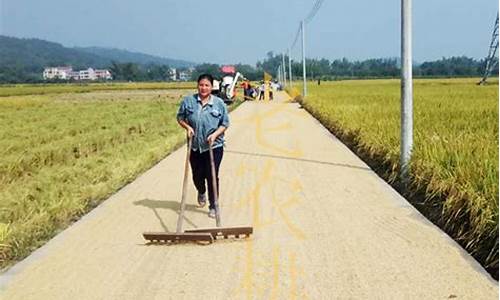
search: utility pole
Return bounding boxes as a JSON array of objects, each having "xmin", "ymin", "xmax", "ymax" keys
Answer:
[
  {"xmin": 282, "ymin": 52, "xmax": 287, "ymax": 87},
  {"xmin": 288, "ymin": 48, "xmax": 293, "ymax": 88},
  {"xmin": 400, "ymin": 0, "xmax": 413, "ymax": 186},
  {"xmin": 280, "ymin": 64, "xmax": 284, "ymax": 86},
  {"xmin": 301, "ymin": 20, "xmax": 307, "ymax": 97}
]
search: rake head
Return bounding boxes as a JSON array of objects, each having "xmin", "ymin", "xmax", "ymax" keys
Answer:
[
  {"xmin": 142, "ymin": 232, "xmax": 214, "ymax": 244},
  {"xmin": 185, "ymin": 226, "xmax": 253, "ymax": 240},
  {"xmin": 142, "ymin": 226, "xmax": 253, "ymax": 244}
]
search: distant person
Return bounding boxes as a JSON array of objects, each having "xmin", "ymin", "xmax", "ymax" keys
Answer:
[
  {"xmin": 249, "ymin": 85, "xmax": 257, "ymax": 99},
  {"xmin": 248, "ymin": 83, "xmax": 257, "ymax": 99},
  {"xmin": 259, "ymin": 82, "xmax": 265, "ymax": 100},
  {"xmin": 241, "ymin": 80, "xmax": 252, "ymax": 100},
  {"xmin": 177, "ymin": 73, "xmax": 229, "ymax": 218},
  {"xmin": 318, "ymin": 78, "xmax": 321, "ymax": 85}
]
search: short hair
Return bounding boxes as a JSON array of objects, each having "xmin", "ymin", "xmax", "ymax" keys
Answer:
[{"xmin": 197, "ymin": 73, "xmax": 214, "ymax": 85}]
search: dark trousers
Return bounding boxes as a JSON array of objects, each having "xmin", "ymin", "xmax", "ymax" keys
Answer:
[{"xmin": 189, "ymin": 147, "xmax": 223, "ymax": 210}]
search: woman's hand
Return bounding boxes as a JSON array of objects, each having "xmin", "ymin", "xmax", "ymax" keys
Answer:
[
  {"xmin": 207, "ymin": 133, "xmax": 216, "ymax": 145},
  {"xmin": 186, "ymin": 126, "xmax": 195, "ymax": 138},
  {"xmin": 207, "ymin": 126, "xmax": 226, "ymax": 145}
]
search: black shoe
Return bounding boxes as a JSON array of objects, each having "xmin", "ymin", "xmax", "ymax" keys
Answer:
[{"xmin": 197, "ymin": 193, "xmax": 207, "ymax": 208}]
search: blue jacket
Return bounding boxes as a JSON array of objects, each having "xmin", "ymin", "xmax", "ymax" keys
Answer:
[{"xmin": 177, "ymin": 94, "xmax": 229, "ymax": 153}]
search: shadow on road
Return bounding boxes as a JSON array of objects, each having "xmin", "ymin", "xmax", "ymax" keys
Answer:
[
  {"xmin": 134, "ymin": 199, "xmax": 207, "ymax": 231},
  {"xmin": 226, "ymin": 149, "xmax": 371, "ymax": 171}
]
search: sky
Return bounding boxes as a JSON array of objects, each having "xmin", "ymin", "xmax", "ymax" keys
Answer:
[{"xmin": 0, "ymin": 0, "xmax": 498, "ymax": 65}]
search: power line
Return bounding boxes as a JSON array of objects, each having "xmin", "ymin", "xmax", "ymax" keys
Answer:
[
  {"xmin": 305, "ymin": 0, "xmax": 325, "ymax": 24},
  {"xmin": 291, "ymin": 24, "xmax": 302, "ymax": 49},
  {"xmin": 291, "ymin": 0, "xmax": 325, "ymax": 50},
  {"xmin": 282, "ymin": 0, "xmax": 326, "ymax": 93}
]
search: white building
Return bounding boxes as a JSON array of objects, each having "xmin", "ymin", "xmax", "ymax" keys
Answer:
[
  {"xmin": 178, "ymin": 70, "xmax": 191, "ymax": 81},
  {"xmin": 79, "ymin": 68, "xmax": 96, "ymax": 80},
  {"xmin": 43, "ymin": 66, "xmax": 112, "ymax": 81},
  {"xmin": 169, "ymin": 68, "xmax": 177, "ymax": 81},
  {"xmin": 68, "ymin": 71, "xmax": 80, "ymax": 80},
  {"xmin": 95, "ymin": 69, "xmax": 112, "ymax": 80},
  {"xmin": 43, "ymin": 66, "xmax": 72, "ymax": 79}
]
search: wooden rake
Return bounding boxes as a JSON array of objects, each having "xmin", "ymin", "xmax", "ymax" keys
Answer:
[{"xmin": 143, "ymin": 135, "xmax": 253, "ymax": 244}]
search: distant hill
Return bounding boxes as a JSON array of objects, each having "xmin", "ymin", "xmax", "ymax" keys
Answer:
[
  {"xmin": 0, "ymin": 36, "xmax": 109, "ymax": 72},
  {"xmin": 0, "ymin": 35, "xmax": 196, "ymax": 83},
  {"xmin": 75, "ymin": 47, "xmax": 195, "ymax": 68}
]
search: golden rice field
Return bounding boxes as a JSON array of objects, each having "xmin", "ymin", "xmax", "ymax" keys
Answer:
[
  {"xmin": 0, "ymin": 86, "xmax": 200, "ymax": 268},
  {"xmin": 295, "ymin": 78, "xmax": 498, "ymax": 274},
  {"xmin": 0, "ymin": 81, "xmax": 197, "ymax": 97}
]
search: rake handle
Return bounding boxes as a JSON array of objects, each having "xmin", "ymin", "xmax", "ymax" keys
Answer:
[
  {"xmin": 208, "ymin": 143, "xmax": 222, "ymax": 227},
  {"xmin": 176, "ymin": 135, "xmax": 192, "ymax": 233}
]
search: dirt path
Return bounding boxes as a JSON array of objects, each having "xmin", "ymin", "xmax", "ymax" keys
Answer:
[{"xmin": 0, "ymin": 92, "xmax": 497, "ymax": 299}]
